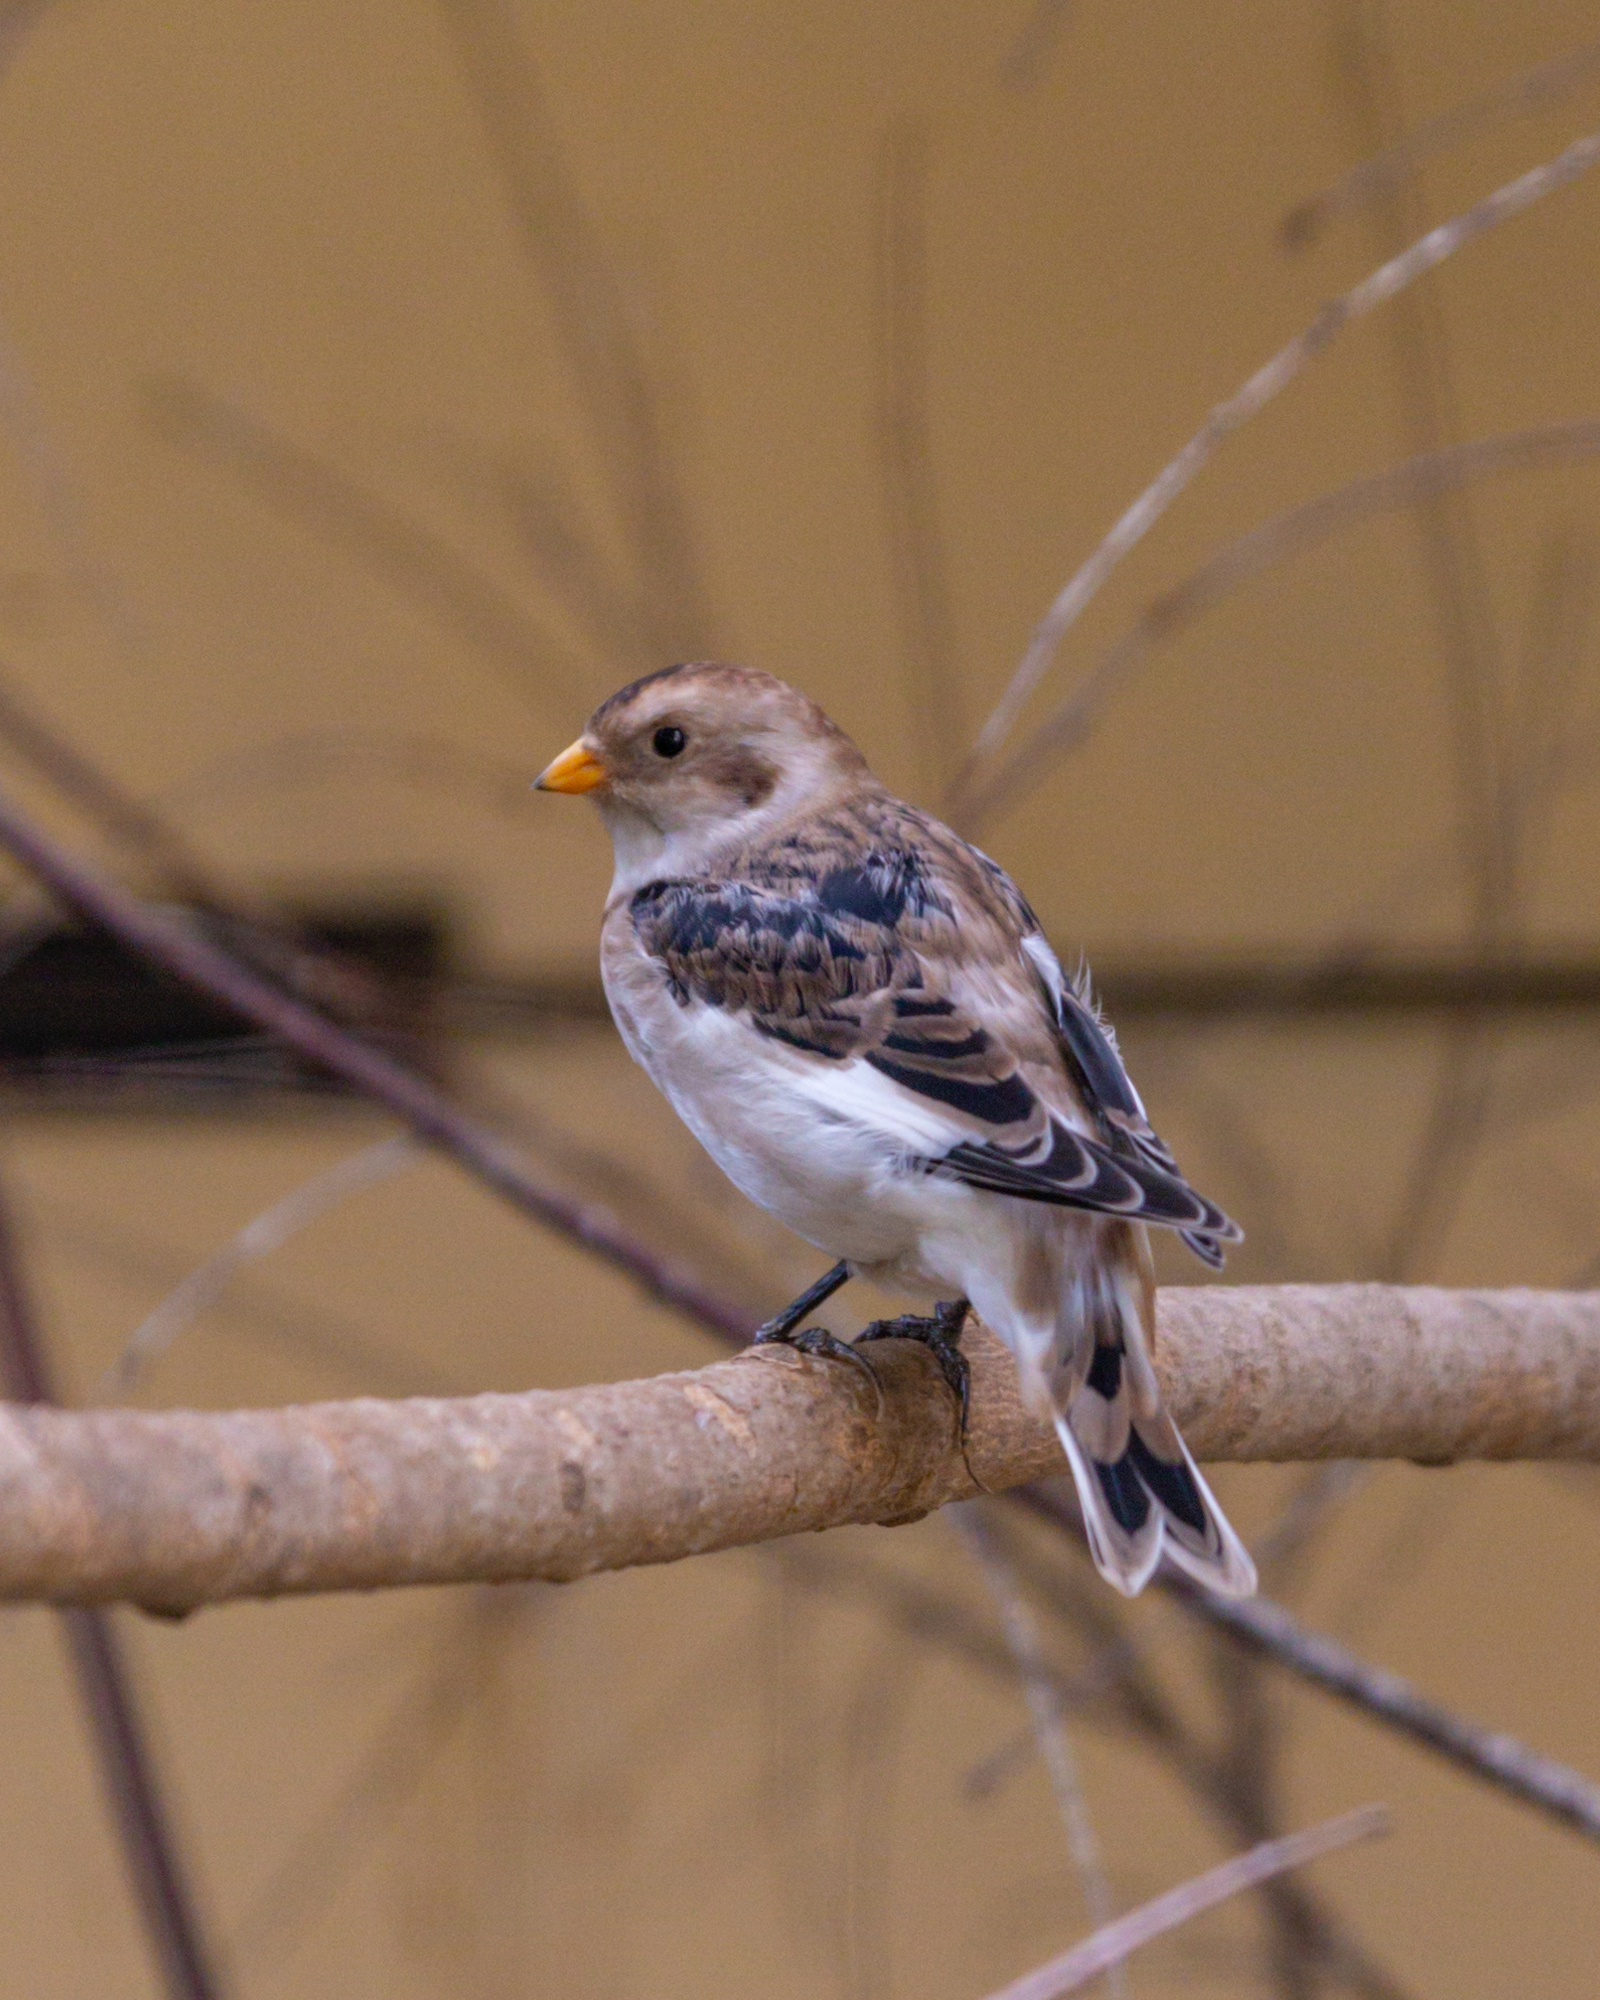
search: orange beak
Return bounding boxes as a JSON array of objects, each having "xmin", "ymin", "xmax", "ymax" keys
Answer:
[{"xmin": 534, "ymin": 738, "xmax": 608, "ymax": 795}]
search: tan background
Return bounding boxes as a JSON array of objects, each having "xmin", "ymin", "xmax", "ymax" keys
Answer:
[{"xmin": 0, "ymin": 1, "xmax": 1597, "ymax": 1994}]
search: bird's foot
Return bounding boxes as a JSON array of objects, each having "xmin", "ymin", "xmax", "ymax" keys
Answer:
[
  {"xmin": 855, "ymin": 1298, "xmax": 971, "ymax": 1439},
  {"xmin": 750, "ymin": 1317, "xmax": 884, "ymax": 1407}
]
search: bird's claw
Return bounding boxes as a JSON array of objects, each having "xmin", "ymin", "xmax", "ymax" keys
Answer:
[
  {"xmin": 751, "ymin": 1320, "xmax": 885, "ymax": 1412},
  {"xmin": 855, "ymin": 1298, "xmax": 971, "ymax": 1439}
]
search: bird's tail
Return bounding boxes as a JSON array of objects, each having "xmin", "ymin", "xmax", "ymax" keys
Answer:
[{"xmin": 1039, "ymin": 1222, "xmax": 1256, "ymax": 1598}]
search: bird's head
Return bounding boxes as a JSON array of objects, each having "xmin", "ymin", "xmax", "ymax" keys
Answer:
[{"xmin": 536, "ymin": 663, "xmax": 870, "ymax": 889}]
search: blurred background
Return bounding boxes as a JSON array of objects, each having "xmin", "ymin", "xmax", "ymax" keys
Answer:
[{"xmin": 0, "ymin": 0, "xmax": 1597, "ymax": 1993}]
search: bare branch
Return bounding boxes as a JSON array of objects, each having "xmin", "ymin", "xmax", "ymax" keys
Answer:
[
  {"xmin": 1, "ymin": 1287, "xmax": 1598, "ymax": 1613},
  {"xmin": 1164, "ymin": 1570, "xmax": 1600, "ymax": 1843},
  {"xmin": 980, "ymin": 1806, "xmax": 1388, "ymax": 2000},
  {"xmin": 959, "ymin": 127, "xmax": 1600, "ymax": 798},
  {"xmin": 0, "ymin": 1180, "xmax": 227, "ymax": 2000},
  {"xmin": 1283, "ymin": 37, "xmax": 1600, "ymax": 247},
  {"xmin": 960, "ymin": 420, "xmax": 1600, "ymax": 828}
]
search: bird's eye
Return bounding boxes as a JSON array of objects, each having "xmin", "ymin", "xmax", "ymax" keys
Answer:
[{"xmin": 652, "ymin": 725, "xmax": 687, "ymax": 759}]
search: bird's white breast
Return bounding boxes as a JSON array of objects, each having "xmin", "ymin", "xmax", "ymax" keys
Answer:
[{"xmin": 600, "ymin": 915, "xmax": 938, "ymax": 1269}]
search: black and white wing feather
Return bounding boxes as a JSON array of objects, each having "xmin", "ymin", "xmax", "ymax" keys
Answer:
[
  {"xmin": 1020, "ymin": 936, "xmax": 1237, "ymax": 1266},
  {"xmin": 628, "ymin": 831, "xmax": 1239, "ymax": 1254}
]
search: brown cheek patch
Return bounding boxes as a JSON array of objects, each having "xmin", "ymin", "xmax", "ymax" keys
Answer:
[{"xmin": 703, "ymin": 746, "xmax": 778, "ymax": 809}]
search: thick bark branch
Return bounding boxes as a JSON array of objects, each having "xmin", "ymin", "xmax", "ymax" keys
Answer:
[{"xmin": 1, "ymin": 1284, "xmax": 1595, "ymax": 1611}]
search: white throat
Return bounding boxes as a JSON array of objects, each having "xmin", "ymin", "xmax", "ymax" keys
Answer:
[{"xmin": 599, "ymin": 799, "xmax": 683, "ymax": 902}]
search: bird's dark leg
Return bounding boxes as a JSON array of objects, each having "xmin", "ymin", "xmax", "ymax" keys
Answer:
[
  {"xmin": 749, "ymin": 1260, "xmax": 880, "ymax": 1395},
  {"xmin": 855, "ymin": 1298, "xmax": 971, "ymax": 1437}
]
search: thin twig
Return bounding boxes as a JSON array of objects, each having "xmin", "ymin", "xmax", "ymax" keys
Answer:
[
  {"xmin": 0, "ymin": 1177, "xmax": 225, "ymax": 2000},
  {"xmin": 1202, "ymin": 1630, "xmax": 1313, "ymax": 1999},
  {"xmin": 979, "ymin": 1806, "xmax": 1388, "ymax": 2000},
  {"xmin": 952, "ymin": 1504, "xmax": 1120, "ymax": 1994},
  {"xmin": 1336, "ymin": 14, "xmax": 1515, "ymax": 1292},
  {"xmin": 960, "ymin": 420, "xmax": 1600, "ymax": 827},
  {"xmin": 959, "ymin": 124, "xmax": 1600, "ymax": 799},
  {"xmin": 96, "ymin": 1136, "xmax": 420, "ymax": 1399},
  {"xmin": 1164, "ymin": 1571, "xmax": 1600, "ymax": 1843},
  {"xmin": 1283, "ymin": 36, "xmax": 1600, "ymax": 247}
]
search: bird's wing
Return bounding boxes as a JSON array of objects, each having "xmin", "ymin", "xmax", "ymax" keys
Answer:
[
  {"xmin": 1019, "ymin": 935, "xmax": 1237, "ymax": 1265},
  {"xmin": 629, "ymin": 865, "xmax": 1239, "ymax": 1244}
]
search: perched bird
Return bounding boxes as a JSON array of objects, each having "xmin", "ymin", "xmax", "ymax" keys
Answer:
[{"xmin": 537, "ymin": 664, "xmax": 1254, "ymax": 1598}]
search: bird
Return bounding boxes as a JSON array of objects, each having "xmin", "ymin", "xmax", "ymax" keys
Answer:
[{"xmin": 536, "ymin": 662, "xmax": 1255, "ymax": 1598}]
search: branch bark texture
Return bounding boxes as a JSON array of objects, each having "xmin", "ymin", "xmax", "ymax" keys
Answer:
[{"xmin": 2, "ymin": 1284, "xmax": 1595, "ymax": 1611}]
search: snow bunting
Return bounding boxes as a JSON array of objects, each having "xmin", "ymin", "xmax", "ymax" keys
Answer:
[{"xmin": 537, "ymin": 663, "xmax": 1254, "ymax": 1598}]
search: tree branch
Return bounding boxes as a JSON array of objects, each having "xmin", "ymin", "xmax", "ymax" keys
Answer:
[
  {"xmin": 1, "ymin": 1286, "xmax": 1595, "ymax": 1612},
  {"xmin": 980, "ymin": 1806, "xmax": 1389, "ymax": 2000},
  {"xmin": 0, "ymin": 774, "xmax": 757, "ymax": 1343},
  {"xmin": 0, "ymin": 1180, "xmax": 226, "ymax": 1998}
]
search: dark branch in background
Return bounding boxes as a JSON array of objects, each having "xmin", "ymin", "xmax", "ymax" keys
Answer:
[
  {"xmin": 0, "ymin": 776, "xmax": 756, "ymax": 1342},
  {"xmin": 1203, "ymin": 1611, "xmax": 1313, "ymax": 1997},
  {"xmin": 975, "ymin": 1520, "xmax": 1410, "ymax": 1999},
  {"xmin": 0, "ymin": 673, "xmax": 228, "ymax": 913},
  {"xmin": 0, "ymin": 660, "xmax": 432, "ymax": 1045},
  {"xmin": 0, "ymin": 1180, "xmax": 225, "ymax": 2000},
  {"xmin": 1018, "ymin": 1483, "xmax": 1600, "ymax": 1849},
  {"xmin": 1173, "ymin": 1571, "xmax": 1600, "ymax": 1844}
]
